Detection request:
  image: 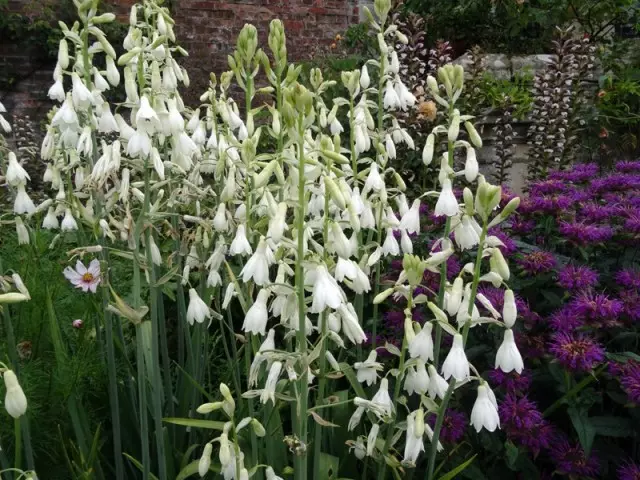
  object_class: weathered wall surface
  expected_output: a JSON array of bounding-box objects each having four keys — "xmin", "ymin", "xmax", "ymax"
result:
[{"xmin": 0, "ymin": 0, "xmax": 359, "ymax": 118}]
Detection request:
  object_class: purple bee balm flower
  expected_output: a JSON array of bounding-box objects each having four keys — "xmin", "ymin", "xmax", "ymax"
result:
[
  {"xmin": 578, "ymin": 202, "xmax": 623, "ymax": 222},
  {"xmin": 558, "ymin": 221, "xmax": 615, "ymax": 245},
  {"xmin": 509, "ymin": 217, "xmax": 536, "ymax": 235},
  {"xmin": 619, "ymin": 361, "xmax": 640, "ymax": 403},
  {"xmin": 488, "ymin": 368, "xmax": 532, "ymax": 394},
  {"xmin": 499, "ymin": 394, "xmax": 542, "ymax": 430},
  {"xmin": 557, "ymin": 264, "xmax": 599, "ymax": 291},
  {"xmin": 620, "ymin": 290, "xmax": 640, "ymax": 322},
  {"xmin": 618, "ymin": 461, "xmax": 640, "ymax": 480},
  {"xmin": 498, "ymin": 394, "xmax": 554, "ymax": 455},
  {"xmin": 549, "ymin": 332, "xmax": 605, "ymax": 372},
  {"xmin": 551, "ymin": 438, "xmax": 601, "ymax": 478},
  {"xmin": 569, "ymin": 292, "xmax": 624, "ymax": 327},
  {"xmin": 383, "ymin": 310, "xmax": 404, "ymax": 330},
  {"xmin": 549, "ymin": 163, "xmax": 599, "ymax": 183},
  {"xmin": 616, "ymin": 269, "xmax": 640, "ymax": 289},
  {"xmin": 427, "ymin": 409, "xmax": 467, "ymax": 443},
  {"xmin": 548, "ymin": 308, "xmax": 585, "ymax": 333},
  {"xmin": 515, "ymin": 331, "xmax": 546, "ymax": 359},
  {"xmin": 616, "ymin": 160, "xmax": 640, "ymax": 172},
  {"xmin": 516, "ymin": 251, "xmax": 556, "ymax": 275},
  {"xmin": 529, "ymin": 179, "xmax": 568, "ymax": 195},
  {"xmin": 624, "ymin": 214, "xmax": 640, "ymax": 233}
]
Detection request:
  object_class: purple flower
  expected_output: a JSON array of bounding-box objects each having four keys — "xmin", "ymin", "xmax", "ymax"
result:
[
  {"xmin": 516, "ymin": 251, "xmax": 556, "ymax": 275},
  {"xmin": 578, "ymin": 202, "xmax": 623, "ymax": 222},
  {"xmin": 427, "ymin": 409, "xmax": 466, "ymax": 443},
  {"xmin": 558, "ymin": 221, "xmax": 614, "ymax": 245},
  {"xmin": 616, "ymin": 269, "xmax": 640, "ymax": 289},
  {"xmin": 529, "ymin": 179, "xmax": 568, "ymax": 195},
  {"xmin": 383, "ymin": 310, "xmax": 404, "ymax": 331},
  {"xmin": 618, "ymin": 461, "xmax": 640, "ymax": 480},
  {"xmin": 499, "ymin": 394, "xmax": 554, "ymax": 455},
  {"xmin": 624, "ymin": 214, "xmax": 640, "ymax": 233},
  {"xmin": 510, "ymin": 217, "xmax": 536, "ymax": 235},
  {"xmin": 616, "ymin": 160, "xmax": 640, "ymax": 172},
  {"xmin": 569, "ymin": 292, "xmax": 624, "ymax": 327},
  {"xmin": 557, "ymin": 264, "xmax": 599, "ymax": 291},
  {"xmin": 515, "ymin": 331, "xmax": 546, "ymax": 359},
  {"xmin": 548, "ymin": 308, "xmax": 585, "ymax": 333},
  {"xmin": 551, "ymin": 438, "xmax": 601, "ymax": 477},
  {"xmin": 549, "ymin": 332, "xmax": 605, "ymax": 372},
  {"xmin": 619, "ymin": 361, "xmax": 640, "ymax": 403},
  {"xmin": 620, "ymin": 290, "xmax": 640, "ymax": 322},
  {"xmin": 488, "ymin": 368, "xmax": 532, "ymax": 394}
]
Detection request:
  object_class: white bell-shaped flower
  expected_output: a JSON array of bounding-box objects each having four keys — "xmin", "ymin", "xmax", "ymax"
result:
[
  {"xmin": 435, "ymin": 178, "xmax": 458, "ymax": 217},
  {"xmin": 442, "ymin": 334, "xmax": 469, "ymax": 381},
  {"xmin": 42, "ymin": 207, "xmax": 59, "ymax": 230},
  {"xmin": 230, "ymin": 225, "xmax": 252, "ymax": 256},
  {"xmin": 382, "ymin": 228, "xmax": 400, "ymax": 256},
  {"xmin": 354, "ymin": 350, "xmax": 382, "ymax": 386},
  {"xmin": 495, "ymin": 329, "xmax": 524, "ymax": 373},
  {"xmin": 3, "ymin": 370, "xmax": 27, "ymax": 418},
  {"xmin": 309, "ymin": 264, "xmax": 343, "ymax": 313},
  {"xmin": 409, "ymin": 322, "xmax": 434, "ymax": 362},
  {"xmin": 503, "ymin": 289, "xmax": 517, "ymax": 328},
  {"xmin": 243, "ymin": 289, "xmax": 270, "ymax": 336},
  {"xmin": 427, "ymin": 365, "xmax": 449, "ymax": 400},
  {"xmin": 241, "ymin": 236, "xmax": 274, "ymax": 286},
  {"xmin": 403, "ymin": 410, "xmax": 425, "ymax": 464},
  {"xmin": 186, "ymin": 289, "xmax": 211, "ymax": 325},
  {"xmin": 13, "ymin": 184, "xmax": 35, "ymax": 215},
  {"xmin": 260, "ymin": 360, "xmax": 282, "ymax": 405},
  {"xmin": 470, "ymin": 384, "xmax": 500, "ymax": 432},
  {"xmin": 338, "ymin": 303, "xmax": 367, "ymax": 345},
  {"xmin": 61, "ymin": 208, "xmax": 78, "ymax": 232},
  {"xmin": 454, "ymin": 215, "xmax": 481, "ymax": 250},
  {"xmin": 371, "ymin": 378, "xmax": 394, "ymax": 419},
  {"xmin": 6, "ymin": 152, "xmax": 30, "ymax": 186},
  {"xmin": 399, "ymin": 199, "xmax": 420, "ymax": 234}
]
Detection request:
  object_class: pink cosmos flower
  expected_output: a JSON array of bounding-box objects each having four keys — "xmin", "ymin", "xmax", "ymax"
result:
[
  {"xmin": 63, "ymin": 259, "xmax": 101, "ymax": 293},
  {"xmin": 72, "ymin": 319, "xmax": 84, "ymax": 329}
]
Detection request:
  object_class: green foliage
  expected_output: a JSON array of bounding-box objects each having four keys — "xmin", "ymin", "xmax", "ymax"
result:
[
  {"xmin": 471, "ymin": 72, "xmax": 534, "ymax": 119},
  {"xmin": 591, "ymin": 39, "xmax": 640, "ymax": 160},
  {"xmin": 402, "ymin": 0, "xmax": 639, "ymax": 54}
]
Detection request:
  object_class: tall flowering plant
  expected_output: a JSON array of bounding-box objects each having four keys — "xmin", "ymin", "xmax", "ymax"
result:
[{"xmin": 10, "ymin": 0, "xmax": 521, "ymax": 478}]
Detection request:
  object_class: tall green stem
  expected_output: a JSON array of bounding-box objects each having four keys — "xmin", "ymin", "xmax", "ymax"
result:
[
  {"xmin": 312, "ymin": 158, "xmax": 332, "ymax": 474},
  {"xmin": 294, "ymin": 118, "xmax": 309, "ymax": 480},
  {"xmin": 377, "ymin": 287, "xmax": 413, "ymax": 480},
  {"xmin": 13, "ymin": 418, "xmax": 21, "ymax": 471},
  {"xmin": 80, "ymin": 21, "xmax": 125, "ymax": 479},
  {"xmin": 427, "ymin": 224, "xmax": 487, "ymax": 480}
]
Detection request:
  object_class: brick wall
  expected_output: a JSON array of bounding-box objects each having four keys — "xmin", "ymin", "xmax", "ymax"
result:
[{"xmin": 0, "ymin": 0, "xmax": 359, "ymax": 119}]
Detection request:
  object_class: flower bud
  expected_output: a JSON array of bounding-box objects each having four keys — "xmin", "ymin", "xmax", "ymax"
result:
[
  {"xmin": 58, "ymin": 39, "xmax": 69, "ymax": 69},
  {"xmin": 414, "ymin": 408, "xmax": 425, "ymax": 437},
  {"xmin": 448, "ymin": 110, "xmax": 460, "ymax": 142},
  {"xmin": 3, "ymin": 370, "xmax": 27, "ymax": 418},
  {"xmin": 490, "ymin": 248, "xmax": 510, "ymax": 281},
  {"xmin": 0, "ymin": 293, "xmax": 29, "ymax": 304},
  {"xmin": 465, "ymin": 121, "xmax": 483, "ymax": 148},
  {"xmin": 422, "ymin": 133, "xmax": 435, "ymax": 165},
  {"xmin": 426, "ymin": 75, "xmax": 438, "ymax": 95},
  {"xmin": 503, "ymin": 289, "xmax": 517, "ymax": 328},
  {"xmin": 219, "ymin": 433, "xmax": 231, "ymax": 465},
  {"xmin": 251, "ymin": 418, "xmax": 266, "ymax": 437},
  {"xmin": 463, "ymin": 188, "xmax": 475, "ymax": 216},
  {"xmin": 198, "ymin": 443, "xmax": 212, "ymax": 477},
  {"xmin": 196, "ymin": 401, "xmax": 224, "ymax": 414}
]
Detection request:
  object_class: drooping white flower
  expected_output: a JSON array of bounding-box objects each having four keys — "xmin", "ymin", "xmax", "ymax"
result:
[
  {"xmin": 241, "ymin": 237, "xmax": 274, "ymax": 286},
  {"xmin": 265, "ymin": 466, "xmax": 284, "ymax": 480},
  {"xmin": 328, "ymin": 222, "xmax": 354, "ymax": 259},
  {"xmin": 98, "ymin": 102, "xmax": 119, "ymax": 133},
  {"xmin": 446, "ymin": 277, "xmax": 464, "ymax": 316},
  {"xmin": 330, "ymin": 118, "xmax": 343, "ymax": 135},
  {"xmin": 366, "ymin": 423, "xmax": 379, "ymax": 457},
  {"xmin": 403, "ymin": 410, "xmax": 425, "ymax": 464},
  {"xmin": 3, "ymin": 370, "xmax": 27, "ymax": 418},
  {"xmin": 400, "ymin": 230, "xmax": 413, "ymax": 254},
  {"xmin": 338, "ymin": 303, "xmax": 367, "ymax": 345},
  {"xmin": 363, "ymin": 162, "xmax": 385, "ymax": 194},
  {"xmin": 360, "ymin": 64, "xmax": 370, "ymax": 89},
  {"xmin": 186, "ymin": 289, "xmax": 211, "ymax": 325},
  {"xmin": 15, "ymin": 217, "xmax": 29, "ymax": 245},
  {"xmin": 61, "ymin": 208, "xmax": 78, "ymax": 232},
  {"xmin": 395, "ymin": 78, "xmax": 416, "ymax": 110},
  {"xmin": 454, "ymin": 215, "xmax": 481, "ymax": 250},
  {"xmin": 495, "ymin": 329, "xmax": 524, "ymax": 373},
  {"xmin": 136, "ymin": 96, "xmax": 160, "ymax": 134},
  {"xmin": 399, "ymin": 199, "xmax": 420, "ymax": 234},
  {"xmin": 260, "ymin": 360, "xmax": 282, "ymax": 405},
  {"xmin": 309, "ymin": 264, "xmax": 343, "ymax": 313},
  {"xmin": 42, "ymin": 207, "xmax": 59, "ymax": 230},
  {"xmin": 465, "ymin": 147, "xmax": 478, "ymax": 182},
  {"xmin": 198, "ymin": 443, "xmax": 212, "ymax": 477},
  {"xmin": 5, "ymin": 152, "xmax": 29, "ymax": 186},
  {"xmin": 385, "ymin": 134, "xmax": 396, "ymax": 159},
  {"xmin": 267, "ymin": 202, "xmax": 288, "ymax": 244},
  {"xmin": 383, "ymin": 80, "xmax": 400, "ymax": 110},
  {"xmin": 409, "ymin": 322, "xmax": 434, "ymax": 362},
  {"xmin": 427, "ymin": 365, "xmax": 449, "ymax": 399},
  {"xmin": 13, "ymin": 184, "xmax": 35, "ymax": 215},
  {"xmin": 442, "ymin": 334, "xmax": 469, "ymax": 381},
  {"xmin": 470, "ymin": 384, "xmax": 500, "ymax": 432},
  {"xmin": 48, "ymin": 79, "xmax": 65, "ymax": 102},
  {"xmin": 106, "ymin": 56, "xmax": 120, "ymax": 86},
  {"xmin": 243, "ymin": 289, "xmax": 270, "ymax": 336},
  {"xmin": 382, "ymin": 228, "xmax": 400, "ymax": 256},
  {"xmin": 404, "ymin": 361, "xmax": 429, "ymax": 396},
  {"xmin": 371, "ymin": 378, "xmax": 394, "ymax": 419},
  {"xmin": 503, "ymin": 289, "xmax": 517, "ymax": 328},
  {"xmin": 71, "ymin": 73, "xmax": 93, "ymax": 109},
  {"xmin": 434, "ymin": 178, "xmax": 458, "ymax": 217},
  {"xmin": 354, "ymin": 350, "xmax": 382, "ymax": 386},
  {"xmin": 230, "ymin": 225, "xmax": 252, "ymax": 256}
]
